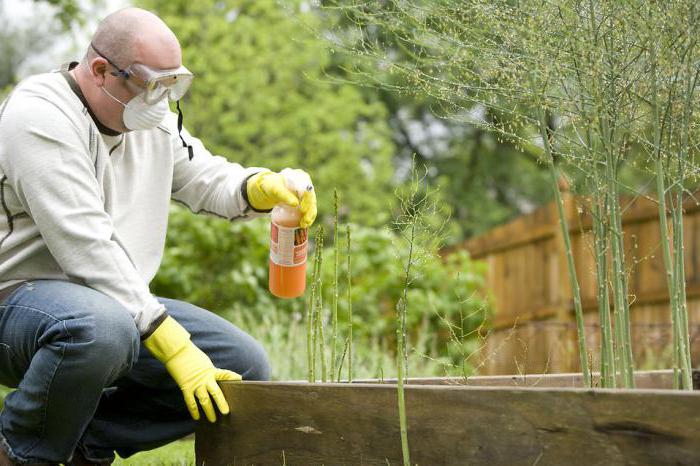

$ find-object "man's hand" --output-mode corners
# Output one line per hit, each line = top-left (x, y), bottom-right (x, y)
(247, 170), (317, 228)
(298, 187), (317, 228)
(143, 316), (241, 422)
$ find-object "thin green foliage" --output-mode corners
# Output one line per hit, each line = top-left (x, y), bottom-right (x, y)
(316, 227), (326, 381)
(306, 253), (315, 382)
(641, 2), (698, 389)
(314, 225), (327, 382)
(325, 0), (700, 388)
(393, 162), (448, 465)
(346, 224), (353, 382)
(529, 71), (590, 387)
(592, 195), (615, 387)
(331, 189), (340, 381)
(309, 226), (324, 382)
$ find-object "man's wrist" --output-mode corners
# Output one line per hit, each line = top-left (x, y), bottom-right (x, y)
(141, 310), (169, 340)
(242, 171), (273, 213)
(143, 315), (192, 363)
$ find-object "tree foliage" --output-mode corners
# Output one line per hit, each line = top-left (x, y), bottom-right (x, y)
(34, 0), (84, 29)
(0, 3), (62, 92)
(138, 0), (397, 228)
(139, 0), (490, 377)
(317, 0), (554, 239)
(153, 209), (488, 378)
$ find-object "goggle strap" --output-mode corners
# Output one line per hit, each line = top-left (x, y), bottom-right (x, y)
(176, 100), (194, 161)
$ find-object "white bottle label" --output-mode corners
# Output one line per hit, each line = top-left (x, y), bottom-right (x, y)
(270, 222), (308, 266)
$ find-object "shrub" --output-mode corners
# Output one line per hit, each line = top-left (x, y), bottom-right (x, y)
(152, 205), (489, 379)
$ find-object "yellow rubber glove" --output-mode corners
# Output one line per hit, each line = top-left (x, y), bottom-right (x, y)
(247, 170), (317, 228)
(298, 188), (317, 229)
(247, 171), (299, 211)
(143, 316), (241, 422)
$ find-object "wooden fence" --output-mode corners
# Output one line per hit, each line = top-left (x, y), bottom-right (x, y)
(460, 188), (700, 376)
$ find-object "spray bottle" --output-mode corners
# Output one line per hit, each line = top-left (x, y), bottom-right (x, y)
(269, 169), (312, 298)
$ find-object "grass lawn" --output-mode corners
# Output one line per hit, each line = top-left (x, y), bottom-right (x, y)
(113, 439), (194, 465)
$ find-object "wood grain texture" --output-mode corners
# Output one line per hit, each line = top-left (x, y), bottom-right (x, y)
(196, 381), (700, 466)
(353, 369), (699, 389)
(451, 190), (700, 374)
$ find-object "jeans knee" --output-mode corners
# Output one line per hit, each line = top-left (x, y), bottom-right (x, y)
(72, 310), (140, 376)
(213, 339), (271, 381)
(240, 341), (271, 381)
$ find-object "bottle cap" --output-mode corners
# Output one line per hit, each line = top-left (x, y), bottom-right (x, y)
(280, 168), (314, 198)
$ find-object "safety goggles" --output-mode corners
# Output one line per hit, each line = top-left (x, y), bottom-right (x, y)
(90, 43), (194, 104)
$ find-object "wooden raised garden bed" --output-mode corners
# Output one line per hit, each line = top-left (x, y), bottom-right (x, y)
(196, 370), (700, 465)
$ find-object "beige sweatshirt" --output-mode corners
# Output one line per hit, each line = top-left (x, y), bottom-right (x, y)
(0, 65), (267, 335)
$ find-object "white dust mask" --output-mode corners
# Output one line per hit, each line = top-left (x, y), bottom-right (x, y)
(101, 86), (169, 131)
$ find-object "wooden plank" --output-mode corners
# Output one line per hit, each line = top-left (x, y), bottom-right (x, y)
(196, 381), (700, 465)
(353, 369), (698, 389)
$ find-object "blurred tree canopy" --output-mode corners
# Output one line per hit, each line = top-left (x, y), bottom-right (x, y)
(34, 0), (83, 29)
(136, 0), (491, 377)
(153, 208), (489, 378)
(0, 4), (60, 92)
(136, 0), (554, 239)
(0, 0), (496, 377)
(139, 0), (397, 228)
(3, 0), (556, 240)
(317, 1), (553, 238)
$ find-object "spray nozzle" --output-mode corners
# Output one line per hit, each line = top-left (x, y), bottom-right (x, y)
(280, 168), (314, 198)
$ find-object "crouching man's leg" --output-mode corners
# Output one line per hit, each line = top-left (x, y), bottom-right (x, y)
(77, 297), (271, 460)
(0, 280), (140, 464)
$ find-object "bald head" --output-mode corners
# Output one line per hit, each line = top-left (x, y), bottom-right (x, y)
(85, 7), (181, 70)
(72, 7), (183, 133)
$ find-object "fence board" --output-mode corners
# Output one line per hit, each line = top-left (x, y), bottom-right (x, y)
(460, 190), (700, 374)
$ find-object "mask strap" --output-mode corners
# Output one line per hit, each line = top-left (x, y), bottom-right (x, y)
(100, 86), (127, 108)
(176, 100), (194, 161)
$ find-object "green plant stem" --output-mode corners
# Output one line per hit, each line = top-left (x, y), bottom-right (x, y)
(309, 227), (324, 382)
(311, 296), (318, 382)
(550, 166), (590, 387)
(316, 228), (326, 382)
(305, 288), (313, 382)
(592, 194), (615, 388)
(678, 21), (700, 387)
(655, 156), (682, 388)
(337, 337), (349, 382)
(317, 296), (326, 382)
(330, 190), (340, 381)
(672, 200), (692, 389)
(396, 218), (416, 466)
(584, 0), (633, 388)
(649, 41), (692, 389)
(530, 86), (590, 387)
(605, 148), (634, 388)
(567, 26), (613, 388)
(306, 230), (317, 383)
(670, 45), (698, 390)
(346, 225), (353, 382)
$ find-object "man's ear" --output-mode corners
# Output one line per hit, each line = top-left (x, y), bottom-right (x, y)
(89, 58), (109, 86)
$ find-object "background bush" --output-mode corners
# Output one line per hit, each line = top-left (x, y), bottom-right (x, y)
(152, 206), (489, 379)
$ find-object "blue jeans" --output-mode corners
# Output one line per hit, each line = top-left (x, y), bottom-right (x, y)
(0, 280), (271, 463)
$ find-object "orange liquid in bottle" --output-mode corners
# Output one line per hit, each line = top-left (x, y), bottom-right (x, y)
(269, 204), (307, 298)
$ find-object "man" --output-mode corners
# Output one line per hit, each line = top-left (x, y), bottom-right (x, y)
(0, 7), (316, 465)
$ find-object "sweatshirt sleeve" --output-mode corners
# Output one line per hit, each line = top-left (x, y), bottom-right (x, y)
(0, 96), (166, 336)
(164, 112), (271, 220)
